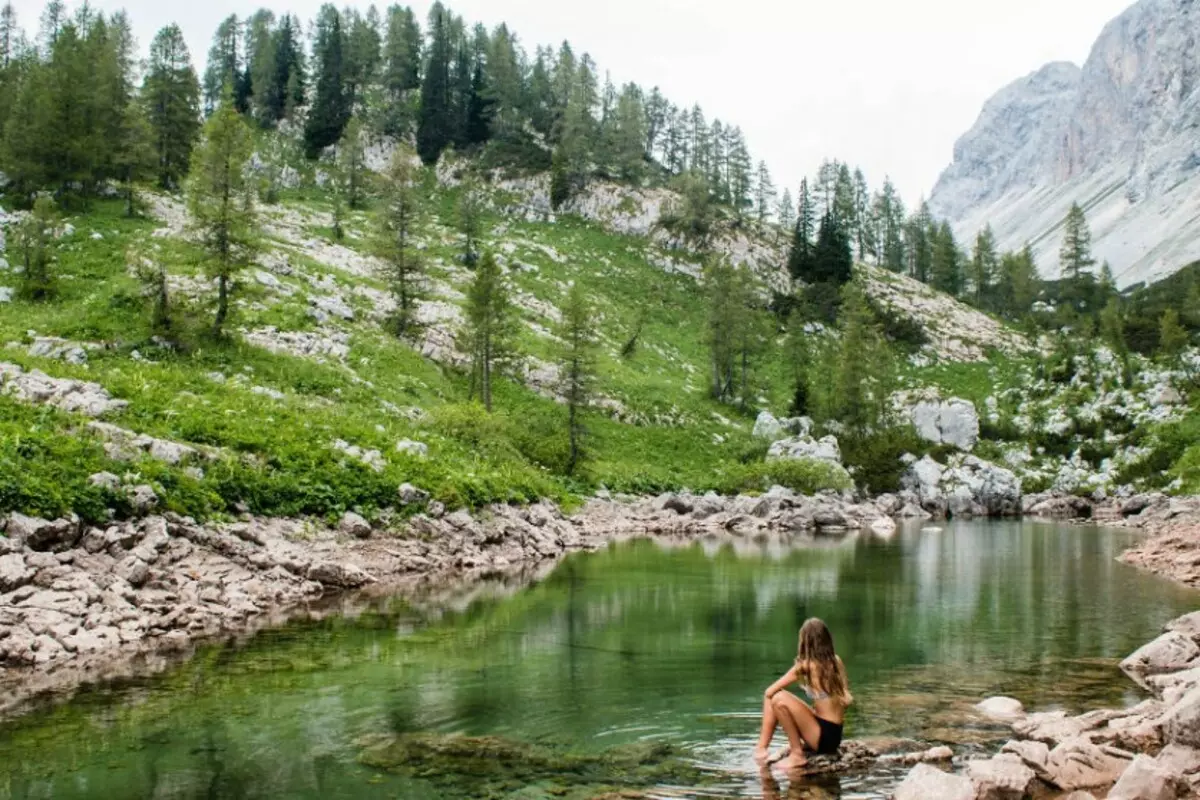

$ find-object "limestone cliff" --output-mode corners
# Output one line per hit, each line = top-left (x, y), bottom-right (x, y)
(930, 0), (1200, 288)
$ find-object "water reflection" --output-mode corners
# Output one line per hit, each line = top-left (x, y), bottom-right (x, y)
(0, 521), (1195, 799)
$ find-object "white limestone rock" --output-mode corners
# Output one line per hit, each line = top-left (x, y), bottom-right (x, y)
(893, 763), (974, 800)
(911, 397), (981, 451)
(767, 435), (842, 466)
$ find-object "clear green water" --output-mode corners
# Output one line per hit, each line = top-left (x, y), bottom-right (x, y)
(0, 521), (1196, 799)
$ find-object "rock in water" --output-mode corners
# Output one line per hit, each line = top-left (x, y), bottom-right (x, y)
(977, 696), (1026, 720)
(893, 763), (974, 800)
(1121, 632), (1200, 690)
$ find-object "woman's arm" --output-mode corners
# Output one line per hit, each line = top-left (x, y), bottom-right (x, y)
(764, 665), (798, 699)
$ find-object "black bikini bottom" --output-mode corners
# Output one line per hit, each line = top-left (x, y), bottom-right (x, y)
(815, 717), (843, 755)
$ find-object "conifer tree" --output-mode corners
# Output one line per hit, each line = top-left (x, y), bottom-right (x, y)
(1159, 308), (1189, 361)
(0, 3), (19, 68)
(245, 10), (277, 125)
(557, 282), (599, 476)
(852, 168), (871, 260)
(305, 5), (351, 158)
(203, 15), (245, 115)
(787, 179), (816, 281)
(462, 251), (518, 412)
(874, 178), (906, 272)
(143, 24), (201, 189)
(1100, 296), (1130, 380)
(777, 189), (795, 231)
(829, 280), (893, 435)
(187, 95), (258, 335)
(754, 160), (774, 224)
(416, 3), (455, 164)
(16, 195), (58, 301)
(374, 152), (426, 339)
(113, 99), (155, 217)
(706, 259), (767, 407)
(812, 212), (853, 286)
(969, 225), (999, 308)
(997, 246), (1040, 319)
(931, 221), (963, 296)
(1059, 202), (1095, 282)
(905, 202), (933, 283)
(457, 177), (484, 267)
(335, 115), (366, 210)
(266, 15), (305, 125)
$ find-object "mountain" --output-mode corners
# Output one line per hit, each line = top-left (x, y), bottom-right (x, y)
(929, 0), (1200, 288)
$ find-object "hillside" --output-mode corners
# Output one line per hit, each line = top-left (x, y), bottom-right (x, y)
(0, 135), (1051, 524)
(930, 0), (1200, 287)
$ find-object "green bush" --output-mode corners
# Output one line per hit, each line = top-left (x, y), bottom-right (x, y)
(715, 458), (852, 496)
(840, 426), (925, 495)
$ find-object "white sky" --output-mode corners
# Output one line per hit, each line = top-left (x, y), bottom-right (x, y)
(11, 0), (1136, 205)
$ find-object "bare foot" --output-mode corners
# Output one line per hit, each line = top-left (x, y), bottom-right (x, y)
(775, 754), (808, 773)
(753, 746), (770, 766)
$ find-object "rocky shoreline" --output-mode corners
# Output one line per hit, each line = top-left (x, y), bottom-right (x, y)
(0, 488), (897, 719)
(4, 487), (1200, 799)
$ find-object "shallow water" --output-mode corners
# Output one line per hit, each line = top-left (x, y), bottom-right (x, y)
(0, 520), (1196, 799)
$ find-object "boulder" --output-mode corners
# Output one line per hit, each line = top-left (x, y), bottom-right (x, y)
(1163, 686), (1200, 748)
(127, 485), (159, 514)
(307, 561), (374, 589)
(767, 435), (842, 466)
(1001, 739), (1050, 780)
(338, 512), (372, 539)
(397, 483), (430, 506)
(1026, 494), (1093, 519)
(5, 513), (80, 552)
(1121, 632), (1200, 690)
(0, 553), (34, 592)
(893, 763), (974, 800)
(901, 455), (1021, 518)
(661, 495), (694, 515)
(1106, 754), (1181, 800)
(1165, 611), (1200, 645)
(966, 753), (1036, 800)
(977, 696), (1025, 721)
(1041, 737), (1134, 790)
(395, 439), (429, 458)
(115, 555), (150, 588)
(752, 411), (785, 441)
(912, 397), (981, 451)
(87, 472), (122, 492)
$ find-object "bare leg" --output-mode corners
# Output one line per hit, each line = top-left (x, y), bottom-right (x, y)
(770, 692), (822, 772)
(754, 696), (776, 764)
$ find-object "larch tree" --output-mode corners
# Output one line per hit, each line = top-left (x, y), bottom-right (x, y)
(706, 259), (768, 407)
(754, 160), (774, 224)
(335, 114), (367, 211)
(374, 152), (427, 339)
(931, 221), (963, 297)
(462, 251), (518, 412)
(969, 225), (999, 308)
(1059, 202), (1096, 282)
(187, 96), (258, 335)
(16, 195), (59, 301)
(143, 24), (201, 190)
(777, 189), (795, 231)
(557, 282), (599, 476)
(1159, 308), (1189, 361)
(457, 176), (484, 268)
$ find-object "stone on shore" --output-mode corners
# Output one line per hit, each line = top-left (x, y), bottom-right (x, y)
(1163, 686), (1200, 748)
(1040, 737), (1134, 790)
(1121, 632), (1200, 690)
(1105, 753), (1182, 800)
(893, 763), (974, 800)
(338, 512), (372, 539)
(966, 753), (1036, 800)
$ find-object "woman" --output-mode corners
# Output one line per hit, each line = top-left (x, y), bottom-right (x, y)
(753, 618), (852, 772)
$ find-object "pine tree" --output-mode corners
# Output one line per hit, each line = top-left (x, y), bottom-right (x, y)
(777, 189), (795, 231)
(557, 282), (599, 476)
(833, 163), (856, 239)
(874, 178), (906, 272)
(304, 5), (350, 158)
(931, 221), (963, 296)
(416, 4), (453, 164)
(612, 83), (646, 183)
(343, 7), (381, 108)
(753, 160), (774, 224)
(266, 15), (305, 125)
(1159, 308), (1189, 361)
(462, 251), (518, 412)
(374, 152), (426, 338)
(787, 179), (816, 281)
(997, 246), (1040, 319)
(336, 115), (366, 210)
(852, 167), (871, 260)
(203, 15), (245, 115)
(187, 95), (258, 335)
(245, 10), (277, 125)
(969, 225), (999, 308)
(906, 202), (933, 283)
(16, 195), (58, 301)
(143, 24), (201, 189)
(1059, 202), (1096, 282)
(0, 3), (19, 68)
(812, 212), (853, 286)
(458, 177), (484, 268)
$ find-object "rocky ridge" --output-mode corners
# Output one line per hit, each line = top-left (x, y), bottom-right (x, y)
(930, 0), (1200, 287)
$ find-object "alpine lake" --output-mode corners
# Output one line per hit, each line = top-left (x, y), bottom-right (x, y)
(1, 520), (1195, 799)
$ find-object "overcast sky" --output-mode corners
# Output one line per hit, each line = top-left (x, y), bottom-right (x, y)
(11, 0), (1135, 205)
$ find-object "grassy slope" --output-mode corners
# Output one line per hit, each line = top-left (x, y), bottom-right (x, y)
(0, 181), (840, 525)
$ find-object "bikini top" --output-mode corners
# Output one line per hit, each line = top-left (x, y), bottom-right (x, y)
(803, 684), (830, 702)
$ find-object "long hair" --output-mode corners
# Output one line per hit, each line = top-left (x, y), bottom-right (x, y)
(795, 618), (853, 706)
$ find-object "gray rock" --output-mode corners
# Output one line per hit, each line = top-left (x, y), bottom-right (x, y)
(0, 286), (11, 303)
(397, 483), (430, 506)
(752, 411), (785, 441)
(1106, 753), (1180, 800)
(115, 556), (150, 588)
(5, 514), (79, 552)
(127, 485), (159, 514)
(1041, 737), (1134, 790)
(767, 435), (843, 466)
(1164, 686), (1200, 748)
(395, 439), (429, 458)
(893, 763), (974, 800)
(966, 753), (1036, 800)
(1121, 632), (1200, 690)
(87, 472), (121, 492)
(307, 561), (373, 588)
(977, 696), (1025, 720)
(337, 512), (372, 539)
(912, 398), (981, 451)
(308, 293), (355, 321)
(661, 495), (694, 515)
(0, 553), (34, 592)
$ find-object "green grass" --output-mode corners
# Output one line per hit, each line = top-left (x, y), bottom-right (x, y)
(0, 189), (840, 523)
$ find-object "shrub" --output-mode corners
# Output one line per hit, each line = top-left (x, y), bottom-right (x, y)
(840, 426), (926, 495)
(715, 458), (852, 496)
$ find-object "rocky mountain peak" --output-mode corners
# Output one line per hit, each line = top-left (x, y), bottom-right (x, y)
(930, 0), (1200, 287)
